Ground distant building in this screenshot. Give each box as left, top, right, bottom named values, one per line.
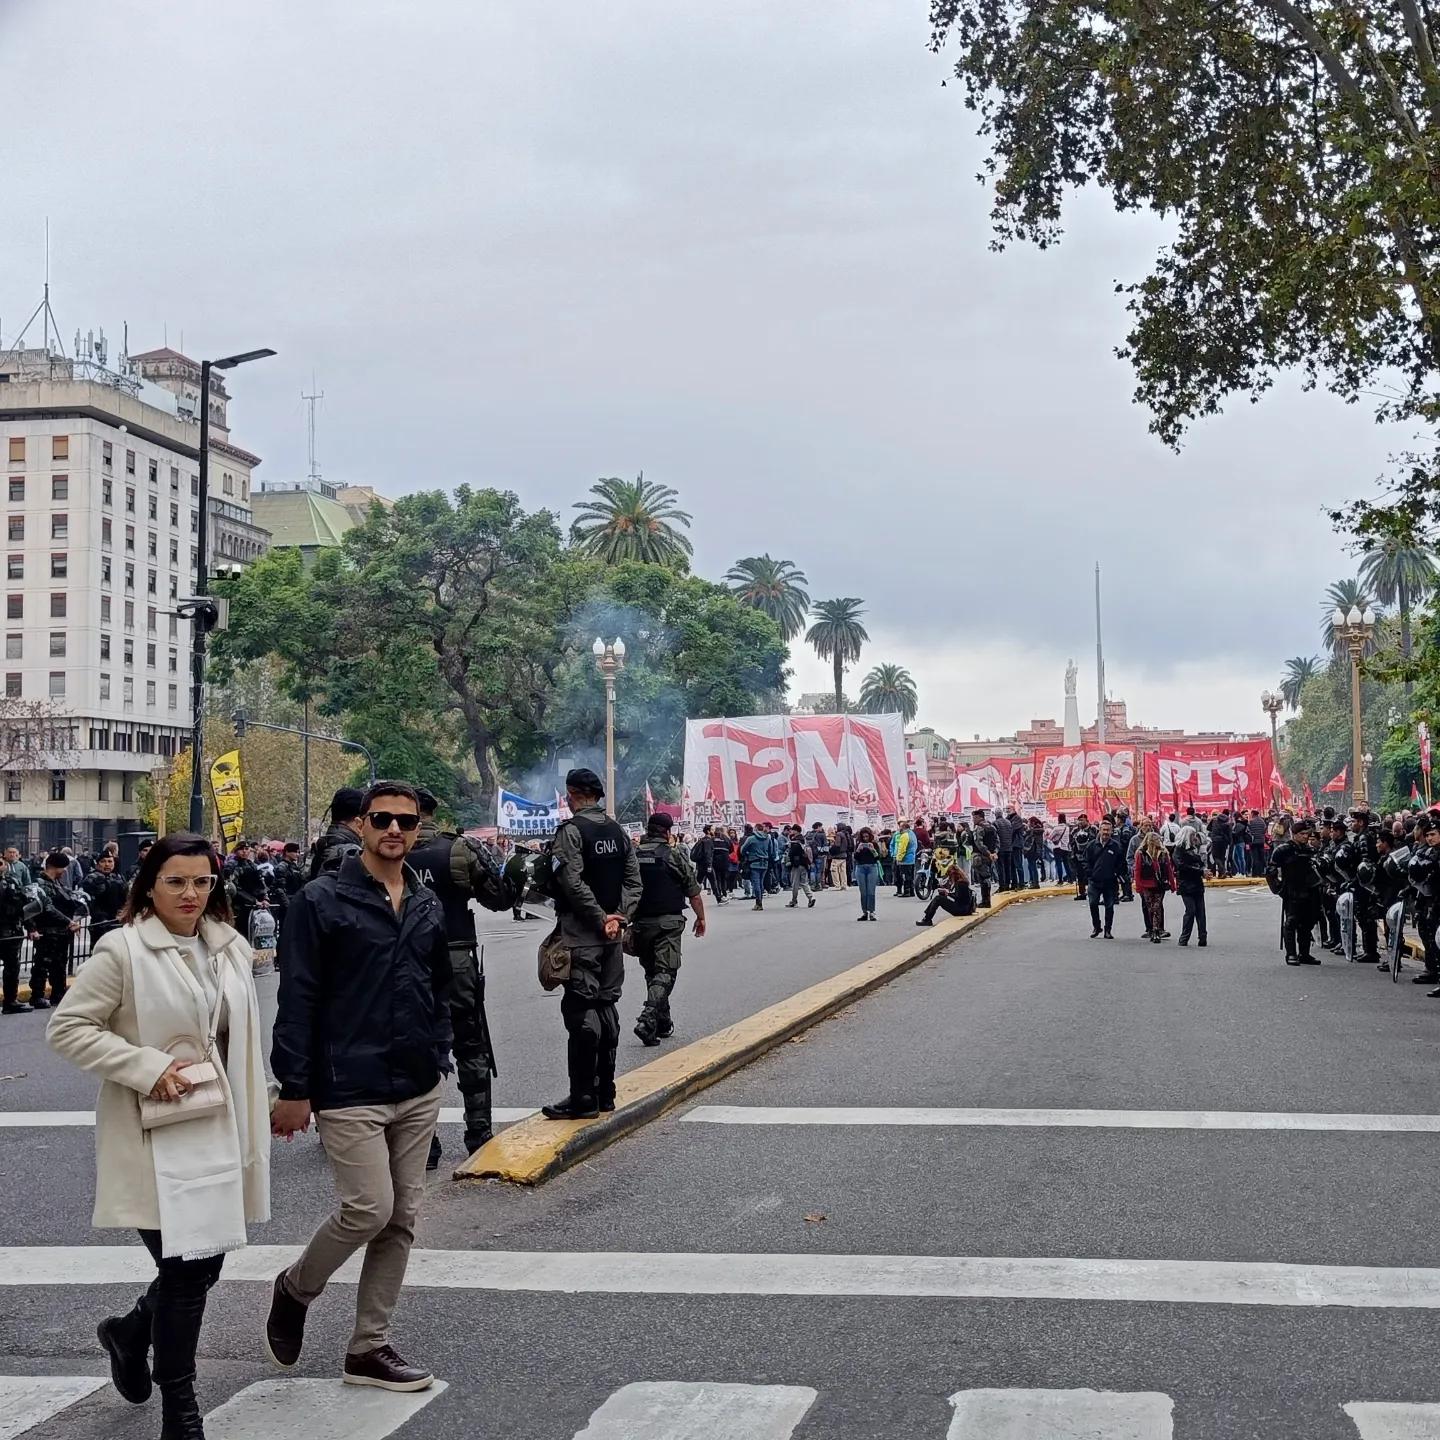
left=333, top=484, right=392, bottom=525
left=252, top=479, right=357, bottom=564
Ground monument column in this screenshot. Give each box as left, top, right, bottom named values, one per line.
left=1063, top=660, right=1081, bottom=748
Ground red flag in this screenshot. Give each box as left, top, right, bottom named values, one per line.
left=645, top=782, right=656, bottom=815
left=1302, top=780, right=1315, bottom=814
left=1412, top=781, right=1422, bottom=806
left=1321, top=765, right=1349, bottom=794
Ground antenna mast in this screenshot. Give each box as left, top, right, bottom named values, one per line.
left=303, top=377, right=325, bottom=484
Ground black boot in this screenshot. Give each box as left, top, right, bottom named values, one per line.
left=464, top=1129, right=494, bottom=1156
left=426, top=1133, right=442, bottom=1171
left=97, top=1293, right=152, bottom=1404
left=158, top=1380, right=206, bottom=1440
left=541, top=1094, right=599, bottom=1119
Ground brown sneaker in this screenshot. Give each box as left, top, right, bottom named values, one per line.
left=263, top=1272, right=307, bottom=1369
left=343, top=1344, right=434, bottom=1392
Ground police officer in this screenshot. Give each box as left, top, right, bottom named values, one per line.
left=968, top=809, right=998, bottom=909
left=1315, top=818, right=1344, bottom=952
left=0, top=854, right=33, bottom=1014
left=81, top=850, right=128, bottom=950
left=502, top=843, right=538, bottom=921
left=1334, top=809, right=1381, bottom=962
left=308, top=787, right=365, bottom=880
left=631, top=812, right=706, bottom=1046
left=1408, top=817, right=1440, bottom=993
left=1070, top=813, right=1096, bottom=901
left=1267, top=819, right=1323, bottom=964
left=410, top=786, right=515, bottom=1167
left=27, top=851, right=84, bottom=1007
left=269, top=841, right=307, bottom=946
left=541, top=768, right=641, bottom=1120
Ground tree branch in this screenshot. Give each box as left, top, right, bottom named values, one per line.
left=1398, top=0, right=1440, bottom=130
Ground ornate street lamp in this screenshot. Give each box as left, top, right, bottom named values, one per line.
left=1331, top=605, right=1376, bottom=808
left=592, top=637, right=626, bottom=818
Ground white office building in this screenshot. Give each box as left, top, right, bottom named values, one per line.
left=0, top=334, right=269, bottom=852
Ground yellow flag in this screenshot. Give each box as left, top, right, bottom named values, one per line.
left=209, top=749, right=245, bottom=854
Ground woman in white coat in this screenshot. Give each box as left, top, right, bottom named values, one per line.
left=48, top=833, right=272, bottom=1440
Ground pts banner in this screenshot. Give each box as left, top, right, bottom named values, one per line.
left=1142, top=741, right=1276, bottom=815
left=1032, top=746, right=1139, bottom=817
left=682, top=713, right=908, bottom=827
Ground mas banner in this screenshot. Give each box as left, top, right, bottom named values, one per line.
left=497, top=789, right=567, bottom=837
left=1033, top=745, right=1139, bottom=817
left=1141, top=741, right=1276, bottom=815
left=209, top=750, right=245, bottom=854
left=682, top=713, right=908, bottom=827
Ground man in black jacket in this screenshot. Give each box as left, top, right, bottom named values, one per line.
left=308, top=786, right=366, bottom=880
left=1084, top=819, right=1126, bottom=939
left=81, top=850, right=128, bottom=951
left=994, top=811, right=1014, bottom=892
left=267, top=780, right=451, bottom=1395
left=541, top=767, right=641, bottom=1120
left=1268, top=819, right=1323, bottom=965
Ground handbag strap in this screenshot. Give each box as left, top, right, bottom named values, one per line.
left=122, top=924, right=227, bottom=1063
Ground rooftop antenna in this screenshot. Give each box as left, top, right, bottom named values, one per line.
left=303, top=376, right=325, bottom=484
left=0, top=220, right=67, bottom=368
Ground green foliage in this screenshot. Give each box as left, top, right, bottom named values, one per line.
left=570, top=473, right=693, bottom=567
left=1280, top=656, right=1320, bottom=711
left=858, top=663, right=919, bottom=725
left=929, top=1, right=1440, bottom=445
left=725, top=554, right=811, bottom=640
left=806, top=598, right=869, bottom=713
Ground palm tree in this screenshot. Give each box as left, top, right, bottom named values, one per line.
left=806, top=598, right=869, bottom=713
left=1321, top=578, right=1379, bottom=656
left=859, top=663, right=919, bottom=724
left=1279, top=656, right=1320, bottom=710
left=725, top=555, right=810, bottom=640
left=570, top=472, right=693, bottom=567
left=1359, top=536, right=1438, bottom=665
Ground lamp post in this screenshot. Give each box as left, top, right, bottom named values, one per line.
left=1260, top=690, right=1284, bottom=751
left=592, top=636, right=626, bottom=818
left=187, top=348, right=276, bottom=834
left=1362, top=750, right=1375, bottom=804
left=1331, top=604, right=1376, bottom=810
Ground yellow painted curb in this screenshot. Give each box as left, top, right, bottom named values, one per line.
left=456, top=878, right=1264, bottom=1187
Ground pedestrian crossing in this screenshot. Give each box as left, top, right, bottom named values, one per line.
left=4, top=1374, right=1439, bottom=1438
left=0, top=1107, right=536, bottom=1128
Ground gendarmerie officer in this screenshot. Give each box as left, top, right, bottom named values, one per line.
left=410, top=786, right=515, bottom=1167
left=1334, top=809, right=1381, bottom=962
left=541, top=767, right=640, bottom=1120
left=631, top=812, right=706, bottom=1046
left=308, top=786, right=365, bottom=881
left=1409, top=816, right=1440, bottom=993
left=1315, top=818, right=1344, bottom=952
left=1268, top=819, right=1323, bottom=965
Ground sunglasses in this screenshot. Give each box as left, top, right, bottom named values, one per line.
left=366, top=810, right=420, bottom=832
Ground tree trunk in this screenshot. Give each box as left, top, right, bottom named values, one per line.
left=833, top=654, right=844, bottom=713
left=1401, top=573, right=1414, bottom=701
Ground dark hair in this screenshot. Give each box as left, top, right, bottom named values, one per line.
left=283, top=841, right=301, bottom=855
left=43, top=850, right=69, bottom=870
left=415, top=786, right=439, bottom=816
left=361, top=779, right=420, bottom=812
left=120, top=833, right=233, bottom=925
left=329, top=786, right=366, bottom=824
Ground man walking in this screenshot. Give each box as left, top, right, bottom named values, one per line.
left=631, top=813, right=706, bottom=1045
left=267, top=780, right=451, bottom=1393
left=1084, top=819, right=1126, bottom=939
left=740, top=825, right=770, bottom=910
left=410, top=786, right=515, bottom=1169
left=786, top=827, right=817, bottom=908
left=541, top=768, right=641, bottom=1119
left=1049, top=814, right=1071, bottom=886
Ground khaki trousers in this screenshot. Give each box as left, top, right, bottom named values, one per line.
left=284, top=1082, right=441, bottom=1355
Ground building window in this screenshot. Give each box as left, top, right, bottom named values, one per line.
left=125, top=449, right=135, bottom=476
left=122, top=773, right=135, bottom=801
left=5, top=596, right=19, bottom=621
left=147, top=606, right=156, bottom=635
left=4, top=777, right=19, bottom=803
left=48, top=672, right=64, bottom=699
left=148, top=532, right=157, bottom=558
left=168, top=616, right=178, bottom=640
left=126, top=487, right=135, bottom=513
left=125, top=524, right=135, bottom=553
left=146, top=642, right=156, bottom=667
left=169, top=538, right=178, bottom=564
left=190, top=475, right=199, bottom=497
left=5, top=557, right=20, bottom=581
left=123, top=637, right=134, bottom=666
left=99, top=673, right=110, bottom=701
left=114, top=729, right=132, bottom=752
left=167, top=648, right=177, bottom=672
left=100, top=595, right=110, bottom=623
left=98, top=773, right=108, bottom=801
left=7, top=437, right=24, bottom=464
left=50, top=770, right=65, bottom=800
left=50, top=554, right=67, bottom=579
left=3, top=674, right=18, bottom=698
left=100, top=634, right=110, bottom=661
left=4, top=634, right=19, bottom=661
left=170, top=503, right=179, bottom=526
left=50, top=593, right=65, bottom=618
left=148, top=495, right=157, bottom=521
left=51, top=435, right=68, bottom=461
left=148, top=458, right=158, bottom=485
left=6, top=518, right=20, bottom=542
left=51, top=474, right=68, bottom=501
left=103, top=441, right=113, bottom=470
left=170, top=466, right=179, bottom=492
left=125, top=563, right=134, bottom=592
left=123, top=678, right=133, bottom=703
left=146, top=680, right=156, bottom=705
left=168, top=683, right=178, bottom=709
left=190, top=513, right=198, bottom=536
left=168, top=574, right=178, bottom=599
left=147, top=569, right=156, bottom=595
left=101, top=557, right=112, bottom=586
left=6, top=478, right=22, bottom=503
left=103, top=478, right=113, bottom=506
left=102, top=518, right=112, bottom=547
left=48, top=632, right=65, bottom=658
left=241, top=477, right=250, bottom=503
left=124, top=601, right=134, bottom=630
left=222, top=471, right=234, bottom=495
left=50, top=514, right=67, bottom=541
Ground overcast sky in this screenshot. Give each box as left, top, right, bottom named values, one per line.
left=2, top=1, right=1414, bottom=741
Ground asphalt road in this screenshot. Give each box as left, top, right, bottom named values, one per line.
left=6, top=885, right=1440, bottom=1438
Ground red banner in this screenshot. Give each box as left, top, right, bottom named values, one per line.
left=1033, top=746, right=1138, bottom=818
left=1142, top=741, right=1276, bottom=815
left=1322, top=764, right=1349, bottom=794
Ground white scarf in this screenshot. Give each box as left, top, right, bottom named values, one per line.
left=126, top=914, right=271, bottom=1259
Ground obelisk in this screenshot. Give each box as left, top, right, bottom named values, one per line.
left=1063, top=659, right=1081, bottom=747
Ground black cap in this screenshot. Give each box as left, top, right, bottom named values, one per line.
left=566, top=766, right=604, bottom=797
left=330, top=786, right=366, bottom=823
left=1293, top=819, right=1313, bottom=834
left=648, top=812, right=673, bottom=832
left=415, top=786, right=439, bottom=816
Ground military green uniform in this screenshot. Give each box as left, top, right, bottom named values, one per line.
left=632, top=835, right=700, bottom=1044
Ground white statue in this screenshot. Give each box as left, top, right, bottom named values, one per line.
left=1064, top=659, right=1078, bottom=697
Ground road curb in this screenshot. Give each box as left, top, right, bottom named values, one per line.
left=455, top=876, right=1266, bottom=1187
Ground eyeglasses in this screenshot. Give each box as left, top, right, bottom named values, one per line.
left=366, top=810, right=420, bottom=832
left=155, top=875, right=218, bottom=895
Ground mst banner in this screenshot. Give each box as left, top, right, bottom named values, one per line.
left=1033, top=745, right=1139, bottom=817
left=1142, top=741, right=1277, bottom=814
left=682, top=713, right=908, bottom=827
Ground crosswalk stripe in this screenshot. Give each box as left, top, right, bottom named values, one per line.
left=203, top=1378, right=447, bottom=1440
left=948, top=1387, right=1173, bottom=1438
left=1342, top=1401, right=1440, bottom=1438
left=0, top=1375, right=106, bottom=1440
left=682, top=1106, right=1440, bottom=1133
left=573, top=1382, right=817, bottom=1438
left=8, top=1246, right=1440, bottom=1309
left=0, top=1108, right=534, bottom=1129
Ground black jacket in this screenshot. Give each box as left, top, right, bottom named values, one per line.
left=1173, top=846, right=1206, bottom=897
left=309, top=822, right=361, bottom=882
left=1084, top=837, right=1126, bottom=887
left=82, top=868, right=128, bottom=926
left=271, top=855, right=453, bottom=1110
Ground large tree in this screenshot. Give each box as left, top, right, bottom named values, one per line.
left=1280, top=655, right=1320, bottom=711
left=725, top=554, right=810, bottom=640
left=1359, top=533, right=1438, bottom=665
left=570, top=473, right=693, bottom=567
left=929, top=1, right=1440, bottom=445
left=858, top=663, right=920, bottom=724
left=806, top=599, right=869, bottom=714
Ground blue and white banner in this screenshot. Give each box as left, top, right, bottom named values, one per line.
left=496, top=789, right=568, bottom=836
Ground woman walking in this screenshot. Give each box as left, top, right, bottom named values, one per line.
left=1174, top=827, right=1208, bottom=947
left=48, top=834, right=272, bottom=1439
left=1134, top=831, right=1176, bottom=943
left=853, top=827, right=883, bottom=921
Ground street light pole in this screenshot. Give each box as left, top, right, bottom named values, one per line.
left=1332, top=605, right=1376, bottom=810
left=1260, top=690, right=1283, bottom=752
left=592, top=637, right=627, bottom=818
left=186, top=348, right=275, bottom=835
